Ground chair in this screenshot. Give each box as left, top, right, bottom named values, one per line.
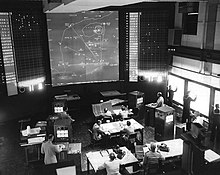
left=144, top=157, right=160, bottom=175
left=88, top=129, right=102, bottom=148
left=135, top=145, right=144, bottom=161
left=127, top=133, right=137, bottom=153
left=128, top=133, right=137, bottom=143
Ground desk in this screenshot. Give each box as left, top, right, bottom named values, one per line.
left=101, top=119, right=144, bottom=134
left=100, top=119, right=144, bottom=145
left=143, top=139, right=183, bottom=159
left=142, top=138, right=220, bottom=162
left=100, top=90, right=126, bottom=97
left=20, top=142, right=43, bottom=163
left=86, top=146, right=138, bottom=174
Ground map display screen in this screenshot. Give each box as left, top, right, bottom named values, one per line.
left=47, top=11, right=119, bottom=86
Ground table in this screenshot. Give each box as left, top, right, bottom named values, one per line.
left=143, top=138, right=220, bottom=162
left=100, top=119, right=144, bottom=134
left=143, top=139, right=183, bottom=159
left=86, top=146, right=138, bottom=174
left=100, top=90, right=126, bottom=97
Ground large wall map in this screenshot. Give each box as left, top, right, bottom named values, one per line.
left=47, top=11, right=119, bottom=86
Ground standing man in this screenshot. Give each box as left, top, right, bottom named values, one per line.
left=182, top=91, right=197, bottom=131
left=210, top=104, right=220, bottom=143
left=41, top=134, right=63, bottom=165
left=166, top=85, right=177, bottom=107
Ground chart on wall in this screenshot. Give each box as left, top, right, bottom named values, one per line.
left=47, top=11, right=119, bottom=86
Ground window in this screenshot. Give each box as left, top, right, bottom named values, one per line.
left=188, top=82, right=210, bottom=116
left=182, top=13, right=198, bottom=35
left=168, top=74, right=185, bottom=105
left=180, top=2, right=199, bottom=35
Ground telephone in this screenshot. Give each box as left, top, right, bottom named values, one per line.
left=158, top=143, right=169, bottom=152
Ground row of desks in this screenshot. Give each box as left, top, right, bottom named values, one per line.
left=86, top=138, right=220, bottom=174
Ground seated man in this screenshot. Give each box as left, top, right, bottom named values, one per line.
left=118, top=105, right=129, bottom=120
left=92, top=120, right=106, bottom=141
left=122, top=121, right=136, bottom=151
left=99, top=152, right=128, bottom=175
left=123, top=120, right=135, bottom=137
left=103, top=108, right=113, bottom=123
left=142, top=142, right=164, bottom=174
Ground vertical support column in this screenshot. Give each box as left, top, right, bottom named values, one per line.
left=204, top=2, right=218, bottom=50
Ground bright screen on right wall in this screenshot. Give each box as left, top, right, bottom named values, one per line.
left=188, top=81, right=210, bottom=116
left=168, top=74, right=185, bottom=105
left=214, top=90, right=220, bottom=107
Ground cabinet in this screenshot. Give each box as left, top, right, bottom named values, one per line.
left=128, top=91, right=144, bottom=108
left=155, top=105, right=175, bottom=141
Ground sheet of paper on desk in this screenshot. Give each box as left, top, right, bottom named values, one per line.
left=100, top=150, right=109, bottom=157
left=87, top=151, right=102, bottom=159
left=56, top=166, right=76, bottom=175
left=107, top=149, right=114, bottom=154
left=205, top=149, right=220, bottom=162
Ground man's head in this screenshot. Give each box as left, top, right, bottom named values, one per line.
left=97, top=120, right=102, bottom=125
left=150, top=142, right=157, bottom=152
left=215, top=104, right=219, bottom=109
left=48, top=134, right=54, bottom=141
left=121, top=105, right=126, bottom=111
left=109, top=152, right=116, bottom=161
left=157, top=92, right=162, bottom=97
left=104, top=108, right=108, bottom=113
left=127, top=121, right=131, bottom=126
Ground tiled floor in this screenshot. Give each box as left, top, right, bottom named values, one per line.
left=0, top=109, right=220, bottom=175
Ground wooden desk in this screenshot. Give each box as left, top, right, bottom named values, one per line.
left=86, top=146, right=138, bottom=174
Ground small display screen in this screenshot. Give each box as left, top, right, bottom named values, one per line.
left=137, top=97, right=143, bottom=105
left=57, top=129, right=68, bottom=138
left=54, top=106, right=64, bottom=113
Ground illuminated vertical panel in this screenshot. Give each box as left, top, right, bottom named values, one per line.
left=0, top=12, right=18, bottom=96
left=168, top=74, right=185, bottom=105
left=129, top=12, right=139, bottom=82
left=188, top=82, right=210, bottom=116
left=214, top=90, right=220, bottom=106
